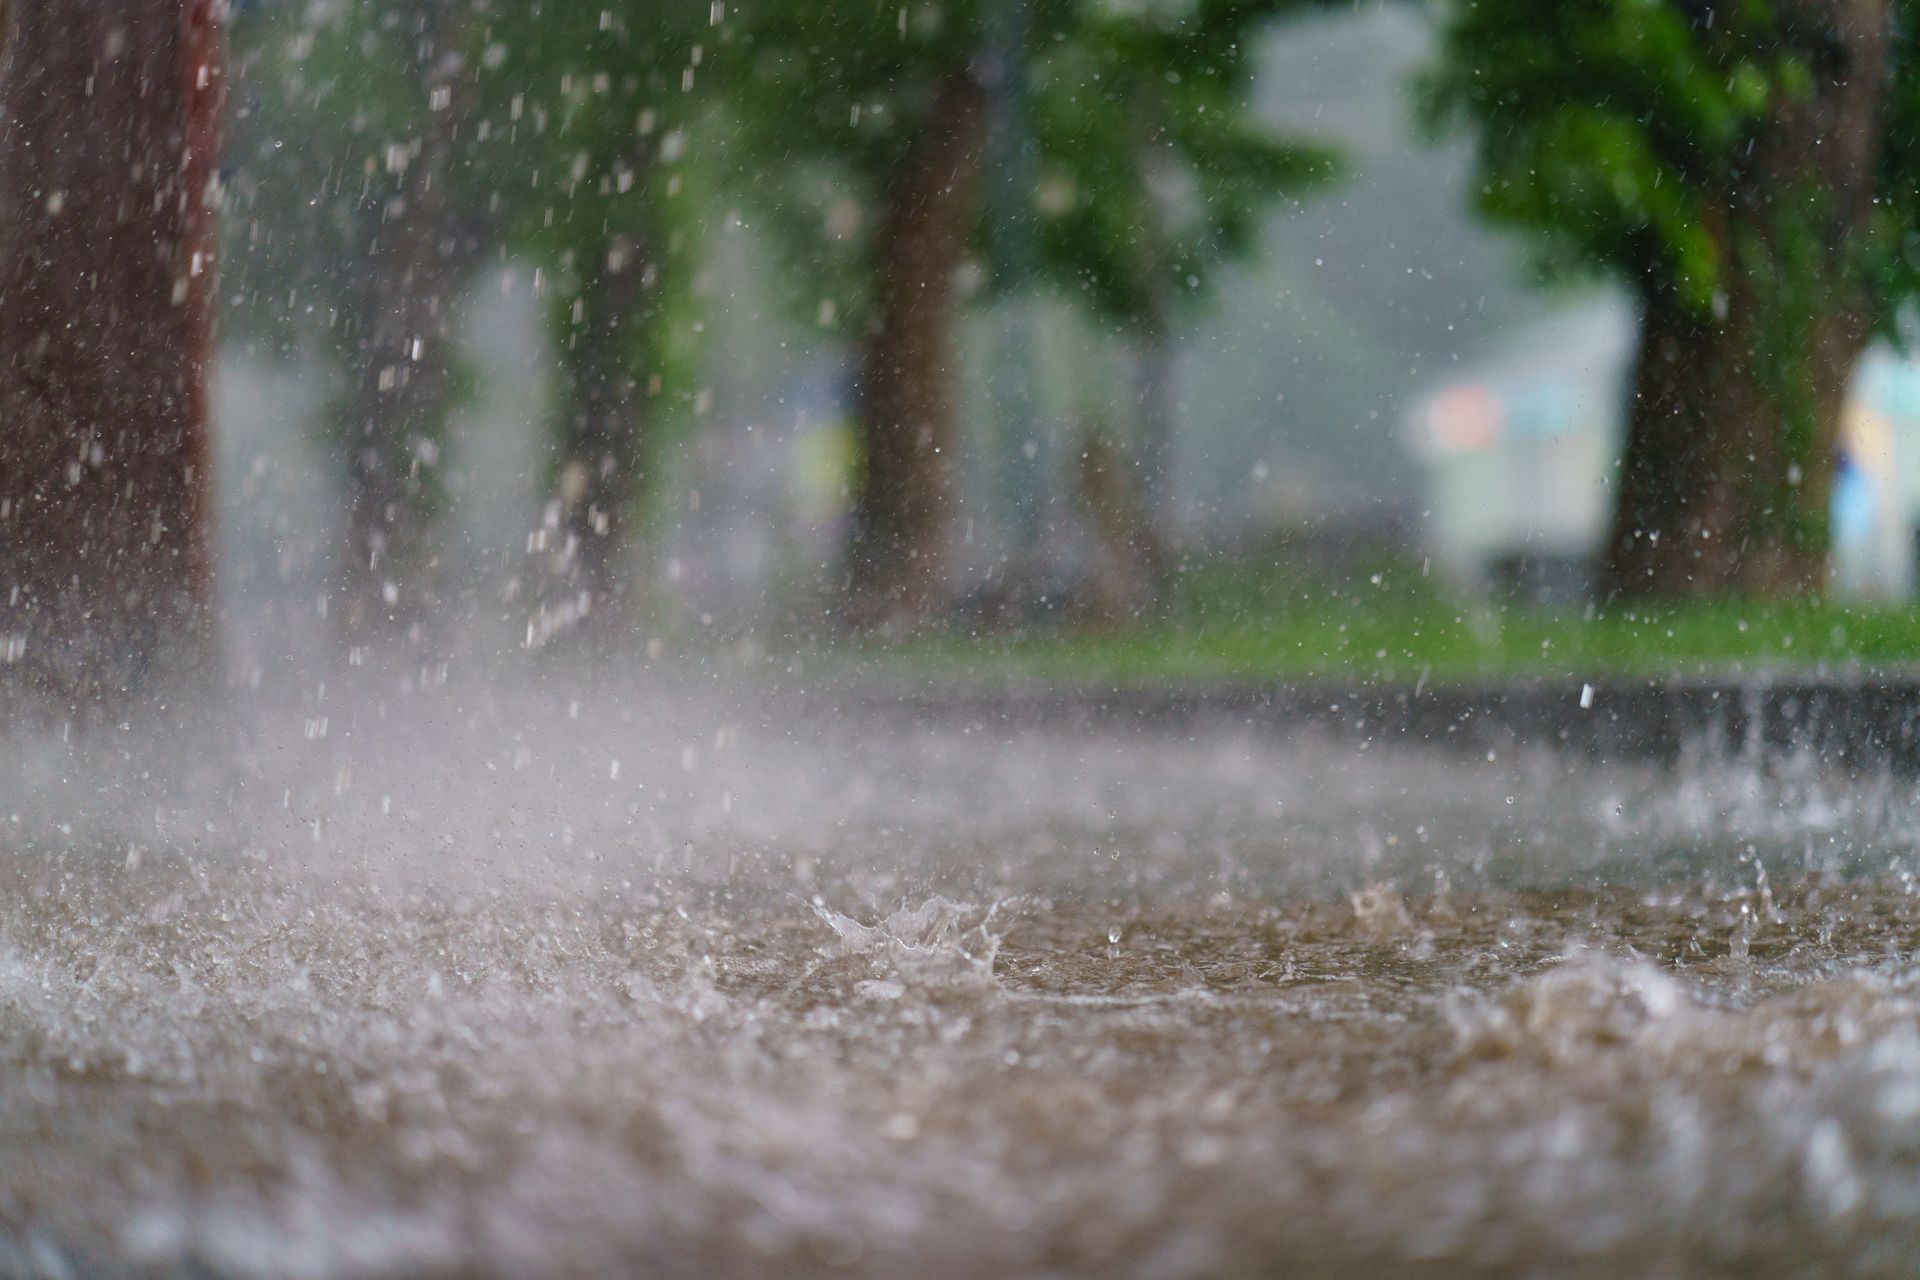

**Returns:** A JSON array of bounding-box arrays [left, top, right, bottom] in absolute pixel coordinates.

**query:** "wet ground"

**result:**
[[5, 671, 1920, 1277]]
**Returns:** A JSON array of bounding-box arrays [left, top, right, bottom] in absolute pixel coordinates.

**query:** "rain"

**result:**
[[4, 1, 1920, 1276]]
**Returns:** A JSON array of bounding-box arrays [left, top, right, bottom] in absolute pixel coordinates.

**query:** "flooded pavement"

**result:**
[[5, 673, 1920, 1277]]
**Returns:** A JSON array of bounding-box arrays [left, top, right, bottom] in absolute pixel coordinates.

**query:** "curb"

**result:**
[[842, 677, 1920, 773]]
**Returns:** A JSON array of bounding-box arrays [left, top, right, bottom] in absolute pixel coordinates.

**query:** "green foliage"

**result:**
[[1421, 0, 1920, 330], [1031, 4, 1339, 332], [1424, 0, 1759, 306], [720, 0, 1011, 333], [475, 1, 741, 456], [224, 2, 431, 354], [468, 0, 708, 256], [730, 2, 995, 179], [726, 0, 1338, 334], [227, 2, 488, 530]]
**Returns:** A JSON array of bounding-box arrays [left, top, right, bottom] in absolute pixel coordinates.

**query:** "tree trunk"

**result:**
[[845, 70, 988, 631], [1603, 0, 1889, 599], [1603, 294, 1868, 597], [0, 0, 224, 706], [337, 0, 477, 641], [1073, 421, 1164, 627], [535, 234, 654, 641]]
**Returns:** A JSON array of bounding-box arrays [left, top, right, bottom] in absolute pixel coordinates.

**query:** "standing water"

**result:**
[[4, 670, 1920, 1277]]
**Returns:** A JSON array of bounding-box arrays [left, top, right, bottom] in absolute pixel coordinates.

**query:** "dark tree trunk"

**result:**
[[337, 0, 477, 641], [1605, 297, 1717, 598], [1603, 0, 1888, 599], [537, 234, 654, 638], [1603, 296, 1866, 596], [0, 0, 224, 706], [1073, 422, 1165, 627], [845, 71, 988, 631]]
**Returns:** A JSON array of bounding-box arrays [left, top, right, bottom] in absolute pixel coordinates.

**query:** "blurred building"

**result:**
[[1410, 300, 1920, 599]]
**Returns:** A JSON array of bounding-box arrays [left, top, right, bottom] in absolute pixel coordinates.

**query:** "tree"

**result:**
[[727, 4, 992, 630], [473, 0, 710, 640], [228, 0, 486, 643], [226, 4, 455, 642], [334, 0, 485, 640], [234, 0, 707, 648], [845, 67, 990, 629], [732, 0, 1333, 630], [0, 0, 225, 707], [1031, 3, 1336, 607], [1425, 0, 1916, 598]]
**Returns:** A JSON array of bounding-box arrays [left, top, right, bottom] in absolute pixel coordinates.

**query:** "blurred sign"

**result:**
[[1421, 384, 1501, 455]]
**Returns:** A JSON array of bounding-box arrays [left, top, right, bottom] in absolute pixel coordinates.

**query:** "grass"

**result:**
[[835, 549, 1920, 688]]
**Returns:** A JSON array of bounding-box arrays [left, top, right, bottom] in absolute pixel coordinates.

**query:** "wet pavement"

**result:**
[[4, 672, 1920, 1277]]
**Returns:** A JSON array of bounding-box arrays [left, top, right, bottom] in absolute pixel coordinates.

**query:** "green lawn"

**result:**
[[835, 553, 1920, 687]]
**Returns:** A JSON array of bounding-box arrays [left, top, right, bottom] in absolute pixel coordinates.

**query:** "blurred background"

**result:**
[[206, 0, 1920, 686]]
